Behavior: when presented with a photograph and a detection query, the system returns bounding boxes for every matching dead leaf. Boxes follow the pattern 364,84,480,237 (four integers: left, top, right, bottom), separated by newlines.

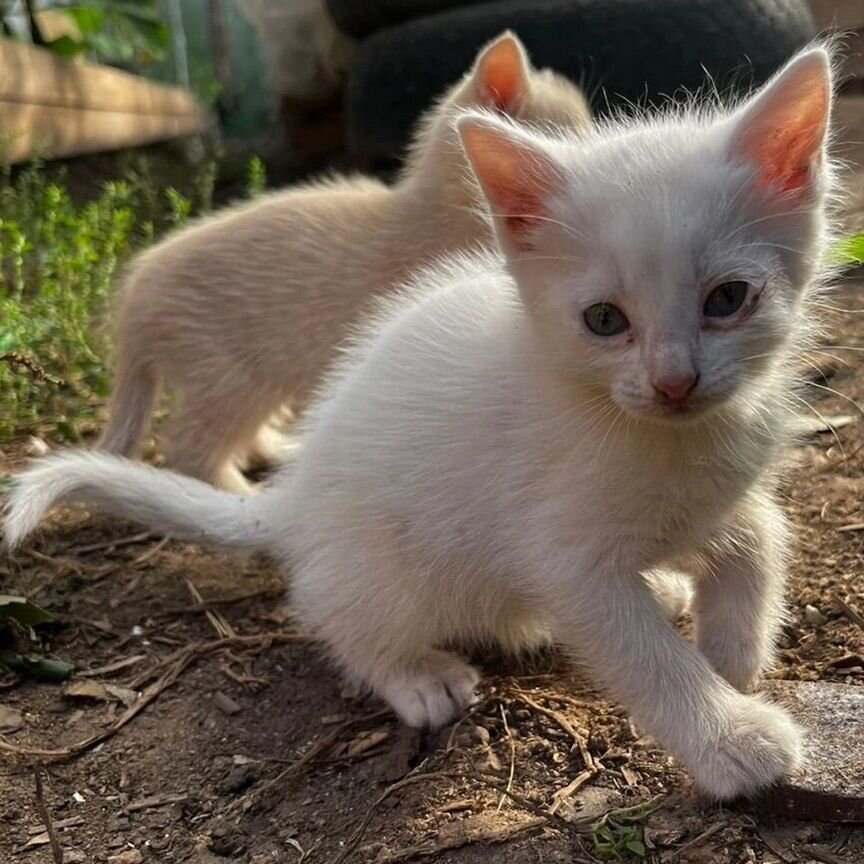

0,704,23,733
63,680,138,706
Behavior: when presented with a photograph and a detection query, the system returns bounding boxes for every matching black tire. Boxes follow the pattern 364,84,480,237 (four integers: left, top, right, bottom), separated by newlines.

343,0,815,170
327,0,488,39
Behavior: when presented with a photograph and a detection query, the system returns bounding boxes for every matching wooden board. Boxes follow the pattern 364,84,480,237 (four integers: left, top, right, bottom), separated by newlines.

0,38,209,162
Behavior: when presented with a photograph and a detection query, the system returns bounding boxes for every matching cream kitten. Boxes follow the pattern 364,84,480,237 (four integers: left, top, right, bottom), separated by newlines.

98,31,591,493
4,46,834,800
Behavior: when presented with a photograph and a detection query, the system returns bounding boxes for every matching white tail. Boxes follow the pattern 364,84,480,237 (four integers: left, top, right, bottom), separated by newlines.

2,451,277,551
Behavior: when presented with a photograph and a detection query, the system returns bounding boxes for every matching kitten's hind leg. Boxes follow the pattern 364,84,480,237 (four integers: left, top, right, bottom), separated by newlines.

242,420,302,473
162,392,276,493
292,531,480,729
644,569,693,621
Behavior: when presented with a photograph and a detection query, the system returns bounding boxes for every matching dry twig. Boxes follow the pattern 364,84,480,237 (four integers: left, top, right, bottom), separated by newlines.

33,766,63,864
509,689,596,771
832,591,864,629
379,816,548,862
0,632,308,761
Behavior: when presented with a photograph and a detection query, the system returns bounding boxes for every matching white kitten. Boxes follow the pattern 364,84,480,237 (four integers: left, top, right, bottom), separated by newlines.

97,31,591,493
3,46,835,800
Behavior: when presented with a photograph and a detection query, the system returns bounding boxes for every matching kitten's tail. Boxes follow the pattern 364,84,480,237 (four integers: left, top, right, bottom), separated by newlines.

2,451,278,551
97,359,157,457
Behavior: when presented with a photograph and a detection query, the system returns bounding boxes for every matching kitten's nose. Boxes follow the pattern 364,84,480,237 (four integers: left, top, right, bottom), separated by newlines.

652,373,699,405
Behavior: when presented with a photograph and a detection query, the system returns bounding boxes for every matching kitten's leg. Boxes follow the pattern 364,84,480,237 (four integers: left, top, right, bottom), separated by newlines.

292,534,479,729
243,421,301,472
643,569,693,620
693,492,788,692
162,391,275,493
491,596,553,655
537,553,800,799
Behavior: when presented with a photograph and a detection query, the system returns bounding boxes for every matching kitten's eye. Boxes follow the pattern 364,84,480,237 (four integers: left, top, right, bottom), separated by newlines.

584,303,629,337
703,281,749,318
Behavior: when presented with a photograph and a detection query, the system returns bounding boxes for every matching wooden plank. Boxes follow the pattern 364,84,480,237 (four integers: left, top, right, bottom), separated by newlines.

0,101,207,163
0,37,204,116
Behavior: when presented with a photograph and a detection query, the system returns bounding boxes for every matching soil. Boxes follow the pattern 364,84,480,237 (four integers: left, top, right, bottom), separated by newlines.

2,105,864,864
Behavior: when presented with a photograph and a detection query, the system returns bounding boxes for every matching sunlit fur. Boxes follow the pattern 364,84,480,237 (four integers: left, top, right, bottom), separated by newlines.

96,32,591,492
3,46,836,800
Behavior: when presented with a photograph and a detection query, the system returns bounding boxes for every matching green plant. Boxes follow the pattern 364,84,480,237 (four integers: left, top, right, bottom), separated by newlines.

591,797,661,860
13,0,170,69
0,594,74,681
0,154,220,441
246,155,267,198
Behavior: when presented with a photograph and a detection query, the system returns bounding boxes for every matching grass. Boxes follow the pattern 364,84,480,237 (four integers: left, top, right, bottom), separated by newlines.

0,153,264,443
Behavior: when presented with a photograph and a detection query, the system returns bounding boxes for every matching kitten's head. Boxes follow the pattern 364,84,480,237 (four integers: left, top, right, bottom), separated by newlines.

458,47,834,423
402,32,591,191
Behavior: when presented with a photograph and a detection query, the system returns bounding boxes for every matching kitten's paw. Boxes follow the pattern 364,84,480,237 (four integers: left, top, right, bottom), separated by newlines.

690,696,802,800
381,651,480,729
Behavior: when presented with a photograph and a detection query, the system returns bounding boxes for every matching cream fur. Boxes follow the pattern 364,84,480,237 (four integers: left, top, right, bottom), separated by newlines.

4,46,836,800
97,32,591,492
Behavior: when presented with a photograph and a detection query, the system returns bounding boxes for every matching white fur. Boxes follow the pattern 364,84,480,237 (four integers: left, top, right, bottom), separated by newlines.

3,47,836,799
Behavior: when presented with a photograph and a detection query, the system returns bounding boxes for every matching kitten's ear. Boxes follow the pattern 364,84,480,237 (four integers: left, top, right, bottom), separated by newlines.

458,112,562,252
471,31,531,111
728,48,832,199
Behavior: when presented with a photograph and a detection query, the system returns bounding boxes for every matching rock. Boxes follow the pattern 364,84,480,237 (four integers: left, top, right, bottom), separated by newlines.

219,763,260,794
213,691,242,715
803,604,827,627
209,822,248,857
563,786,625,822
107,850,144,864
63,851,86,863
751,681,864,821
0,705,23,733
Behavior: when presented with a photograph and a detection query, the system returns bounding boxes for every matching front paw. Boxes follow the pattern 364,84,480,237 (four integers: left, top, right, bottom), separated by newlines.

688,695,802,800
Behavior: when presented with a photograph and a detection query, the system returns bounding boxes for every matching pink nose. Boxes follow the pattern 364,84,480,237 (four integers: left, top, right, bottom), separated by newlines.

652,373,699,404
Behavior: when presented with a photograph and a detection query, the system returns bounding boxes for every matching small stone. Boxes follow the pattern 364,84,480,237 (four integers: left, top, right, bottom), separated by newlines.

107,850,144,864
107,814,132,832
213,691,242,715
219,763,260,794
27,435,50,456
0,705,23,733
208,822,247,857
804,604,827,627
63,851,86,863
751,681,864,821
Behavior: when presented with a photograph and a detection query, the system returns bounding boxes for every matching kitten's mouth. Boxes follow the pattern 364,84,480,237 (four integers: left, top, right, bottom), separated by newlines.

649,399,711,422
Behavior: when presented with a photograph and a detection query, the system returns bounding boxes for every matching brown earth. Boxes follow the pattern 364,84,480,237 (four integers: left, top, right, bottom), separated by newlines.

2,103,864,864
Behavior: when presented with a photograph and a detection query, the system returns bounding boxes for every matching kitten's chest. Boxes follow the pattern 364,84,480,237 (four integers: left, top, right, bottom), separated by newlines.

552,423,778,563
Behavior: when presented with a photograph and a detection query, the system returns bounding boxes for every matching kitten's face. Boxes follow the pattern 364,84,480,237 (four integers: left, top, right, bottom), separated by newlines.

521,136,818,421
459,47,831,423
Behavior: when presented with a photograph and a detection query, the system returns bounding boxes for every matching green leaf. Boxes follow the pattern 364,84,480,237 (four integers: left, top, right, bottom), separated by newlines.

625,839,646,856
0,649,75,681
65,5,107,35
55,419,80,442
44,35,89,58
0,594,55,627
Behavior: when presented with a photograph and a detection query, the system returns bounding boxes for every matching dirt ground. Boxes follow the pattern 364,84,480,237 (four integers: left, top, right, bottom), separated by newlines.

3,105,864,864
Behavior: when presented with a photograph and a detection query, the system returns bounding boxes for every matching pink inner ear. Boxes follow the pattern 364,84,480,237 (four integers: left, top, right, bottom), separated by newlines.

478,39,527,110
460,121,556,252
734,55,830,199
